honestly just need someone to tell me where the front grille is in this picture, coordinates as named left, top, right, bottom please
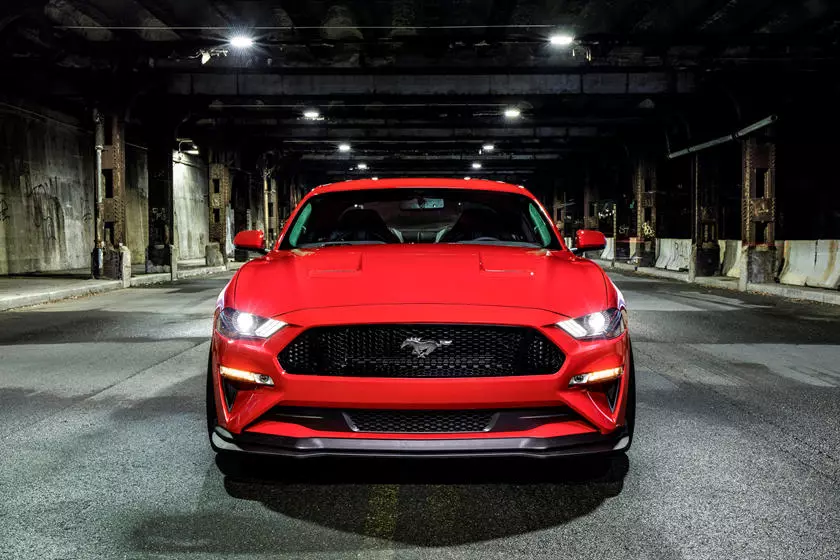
left=347, top=410, right=494, bottom=433
left=278, top=324, right=565, bottom=377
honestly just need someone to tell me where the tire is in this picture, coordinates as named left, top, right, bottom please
left=206, top=350, right=221, bottom=449
left=617, top=346, right=636, bottom=454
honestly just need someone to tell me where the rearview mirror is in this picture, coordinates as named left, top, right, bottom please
left=572, top=229, right=607, bottom=254
left=233, top=230, right=267, bottom=254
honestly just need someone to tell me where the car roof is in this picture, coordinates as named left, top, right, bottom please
left=310, top=178, right=532, bottom=196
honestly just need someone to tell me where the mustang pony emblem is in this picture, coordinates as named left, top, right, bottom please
left=400, top=337, right=452, bottom=358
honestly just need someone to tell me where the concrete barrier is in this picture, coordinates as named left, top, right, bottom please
left=600, top=237, right=615, bottom=260
left=654, top=239, right=691, bottom=271
left=654, top=239, right=671, bottom=269
left=807, top=240, right=840, bottom=289
left=719, top=240, right=743, bottom=278
left=779, top=240, right=840, bottom=289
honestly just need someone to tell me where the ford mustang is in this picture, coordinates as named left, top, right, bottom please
left=207, top=178, right=634, bottom=459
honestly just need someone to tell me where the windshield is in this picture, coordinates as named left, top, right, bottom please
left=280, top=188, right=560, bottom=249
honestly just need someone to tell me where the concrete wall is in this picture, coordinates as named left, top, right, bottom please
left=173, top=152, right=209, bottom=260
left=0, top=101, right=95, bottom=274
left=125, top=145, right=148, bottom=265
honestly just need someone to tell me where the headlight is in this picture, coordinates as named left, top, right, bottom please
left=556, top=308, right=624, bottom=340
left=216, top=307, right=287, bottom=339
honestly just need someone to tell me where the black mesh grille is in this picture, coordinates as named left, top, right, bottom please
left=347, top=410, right=494, bottom=433
left=278, top=324, right=564, bottom=377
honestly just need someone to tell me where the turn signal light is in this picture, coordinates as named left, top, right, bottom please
left=569, top=367, right=622, bottom=386
left=219, top=365, right=274, bottom=386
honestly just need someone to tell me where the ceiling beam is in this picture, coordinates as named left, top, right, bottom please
left=164, top=71, right=694, bottom=96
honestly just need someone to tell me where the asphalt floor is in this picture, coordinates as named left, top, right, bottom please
left=1, top=271, right=839, bottom=559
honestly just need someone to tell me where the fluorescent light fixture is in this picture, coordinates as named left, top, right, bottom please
left=482, top=143, right=495, bottom=152
left=471, top=162, right=482, bottom=169
left=464, top=176, right=471, bottom=180
left=219, top=365, right=274, bottom=387
left=503, top=107, right=521, bottom=119
left=569, top=367, right=622, bottom=386
left=303, top=109, right=320, bottom=120
left=230, top=35, right=255, bottom=49
left=338, top=143, right=351, bottom=152
left=356, top=162, right=368, bottom=170
left=549, top=34, right=575, bottom=46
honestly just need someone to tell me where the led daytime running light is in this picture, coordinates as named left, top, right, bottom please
left=219, top=365, right=274, bottom=386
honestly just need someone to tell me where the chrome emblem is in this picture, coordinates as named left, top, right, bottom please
left=400, top=337, right=452, bottom=358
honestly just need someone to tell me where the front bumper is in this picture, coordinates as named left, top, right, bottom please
left=211, top=425, right=630, bottom=459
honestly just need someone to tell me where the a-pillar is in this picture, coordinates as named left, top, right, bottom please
left=739, top=135, right=777, bottom=290
left=631, top=157, right=657, bottom=266
left=145, top=131, right=175, bottom=275
left=690, top=151, right=721, bottom=279
left=208, top=163, right=231, bottom=265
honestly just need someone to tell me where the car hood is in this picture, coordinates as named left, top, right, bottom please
left=232, top=245, right=608, bottom=319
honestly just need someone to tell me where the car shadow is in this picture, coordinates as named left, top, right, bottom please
left=215, top=453, right=629, bottom=547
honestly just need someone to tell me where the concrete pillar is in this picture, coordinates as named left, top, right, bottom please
left=208, top=163, right=231, bottom=264
left=630, top=158, right=657, bottom=266
left=101, top=116, right=127, bottom=248
left=582, top=167, right=599, bottom=230
left=739, top=135, right=777, bottom=289
left=91, top=109, right=105, bottom=278
left=145, top=132, right=175, bottom=274
left=691, top=152, right=721, bottom=279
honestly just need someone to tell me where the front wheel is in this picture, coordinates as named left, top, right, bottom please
left=617, top=348, right=636, bottom=453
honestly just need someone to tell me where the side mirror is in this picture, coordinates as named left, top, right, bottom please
left=572, top=229, right=607, bottom=254
left=233, top=230, right=268, bottom=254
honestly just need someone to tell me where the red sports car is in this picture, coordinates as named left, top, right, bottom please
left=207, top=178, right=634, bottom=459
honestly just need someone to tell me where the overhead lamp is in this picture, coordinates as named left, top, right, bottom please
left=230, top=35, right=255, bottom=49
left=464, top=176, right=471, bottom=180
left=482, top=143, right=495, bottom=152
left=303, top=109, right=321, bottom=120
left=338, top=143, right=351, bottom=152
left=503, top=107, right=521, bottom=119
left=357, top=163, right=368, bottom=170
left=371, top=177, right=379, bottom=181
left=471, top=162, right=482, bottom=170
left=177, top=139, right=199, bottom=156
left=549, top=34, right=575, bottom=46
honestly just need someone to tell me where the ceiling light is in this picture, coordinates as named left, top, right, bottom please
left=464, top=177, right=471, bottom=180
left=303, top=109, right=320, bottom=120
left=357, top=163, right=368, bottom=170
left=472, top=162, right=482, bottom=170
left=549, top=34, right=575, bottom=46
left=371, top=177, right=379, bottom=181
left=482, top=143, right=495, bottom=152
left=230, top=35, right=255, bottom=49
left=338, top=143, right=351, bottom=152
left=503, top=108, right=521, bottom=119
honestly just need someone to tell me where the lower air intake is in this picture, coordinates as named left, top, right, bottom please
left=346, top=410, right=494, bottom=433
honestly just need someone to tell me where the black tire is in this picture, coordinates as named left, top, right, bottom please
left=206, top=351, right=222, bottom=450
left=618, top=346, right=636, bottom=453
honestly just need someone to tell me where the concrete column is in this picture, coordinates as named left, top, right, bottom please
left=631, top=158, right=657, bottom=266
left=208, top=163, right=231, bottom=266
left=582, top=167, right=599, bottom=230
left=91, top=110, right=105, bottom=278
left=691, top=151, right=721, bottom=279
left=739, top=135, right=777, bottom=289
left=262, top=171, right=270, bottom=238
left=101, top=116, right=127, bottom=248
left=145, top=133, right=175, bottom=274
left=99, top=114, right=127, bottom=281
